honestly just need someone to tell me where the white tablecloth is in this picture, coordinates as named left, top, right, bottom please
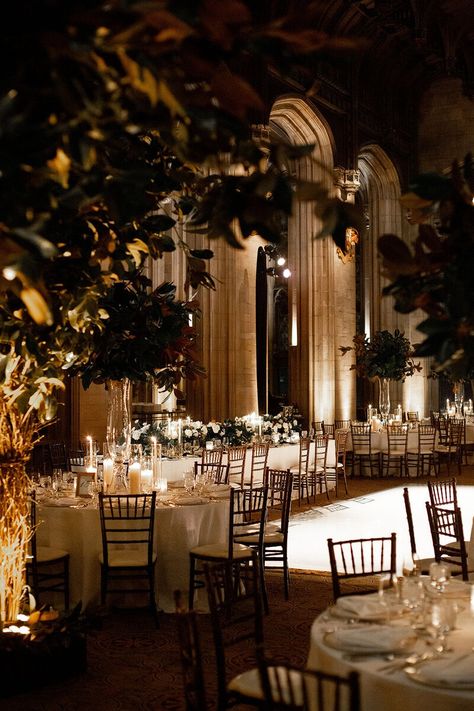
left=161, top=441, right=336, bottom=484
left=37, top=497, right=228, bottom=613
left=308, top=594, right=474, bottom=711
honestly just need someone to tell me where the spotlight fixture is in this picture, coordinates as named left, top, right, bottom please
left=282, top=268, right=291, bottom=279
left=276, top=256, right=286, bottom=266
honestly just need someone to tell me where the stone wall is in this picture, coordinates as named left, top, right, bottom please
left=418, top=77, right=474, bottom=173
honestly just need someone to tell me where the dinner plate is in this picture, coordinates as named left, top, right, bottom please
left=329, top=596, right=404, bottom=622
left=324, top=627, right=416, bottom=655
left=405, top=663, right=474, bottom=690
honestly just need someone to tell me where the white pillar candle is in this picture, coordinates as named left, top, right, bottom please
left=141, top=468, right=153, bottom=492
left=178, top=418, right=182, bottom=445
left=103, top=457, right=114, bottom=493
left=158, top=477, right=168, bottom=494
left=129, top=462, right=141, bottom=494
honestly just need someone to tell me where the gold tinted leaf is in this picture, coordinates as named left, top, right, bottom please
left=399, top=192, right=432, bottom=210
left=118, top=50, right=159, bottom=106
left=20, top=288, right=52, bottom=325
left=46, top=148, right=71, bottom=189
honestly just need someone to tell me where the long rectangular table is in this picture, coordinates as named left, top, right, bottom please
left=161, top=441, right=336, bottom=484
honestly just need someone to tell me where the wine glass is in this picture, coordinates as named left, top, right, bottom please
left=429, top=562, right=451, bottom=592
left=184, top=470, right=195, bottom=494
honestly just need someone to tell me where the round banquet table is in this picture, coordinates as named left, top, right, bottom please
left=307, top=588, right=474, bottom=711
left=37, top=495, right=229, bottom=613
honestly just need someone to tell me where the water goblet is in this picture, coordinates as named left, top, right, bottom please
left=429, top=562, right=451, bottom=592
left=184, top=470, right=195, bottom=494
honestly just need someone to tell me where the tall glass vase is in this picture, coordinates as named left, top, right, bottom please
left=378, top=377, right=391, bottom=424
left=106, top=378, right=132, bottom=491
left=453, top=381, right=465, bottom=416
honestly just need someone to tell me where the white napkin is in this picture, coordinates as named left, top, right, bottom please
left=419, top=654, right=474, bottom=686
left=203, top=483, right=230, bottom=493
left=329, top=625, right=413, bottom=653
left=335, top=595, right=389, bottom=620
left=174, top=496, right=209, bottom=506
left=41, top=497, right=80, bottom=507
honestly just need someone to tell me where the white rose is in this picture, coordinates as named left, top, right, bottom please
left=211, top=423, right=220, bottom=434
left=201, top=425, right=208, bottom=435
left=184, top=428, right=193, bottom=437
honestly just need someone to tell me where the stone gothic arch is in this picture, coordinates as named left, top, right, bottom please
left=357, top=144, right=427, bottom=415
left=269, top=97, right=356, bottom=424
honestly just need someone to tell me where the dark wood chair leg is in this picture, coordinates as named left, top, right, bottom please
left=189, top=556, right=196, bottom=610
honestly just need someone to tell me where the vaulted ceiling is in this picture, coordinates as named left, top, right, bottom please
left=311, top=0, right=474, bottom=95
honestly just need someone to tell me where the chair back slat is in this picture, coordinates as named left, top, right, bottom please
left=426, top=501, right=468, bottom=579
left=427, top=477, right=458, bottom=508
left=327, top=534, right=397, bottom=599
left=258, top=657, right=360, bottom=711
left=194, top=461, right=229, bottom=485
left=99, top=492, right=156, bottom=567
left=174, top=591, right=207, bottom=711
left=203, top=554, right=263, bottom=710
left=227, top=445, right=247, bottom=488
left=248, top=442, right=270, bottom=488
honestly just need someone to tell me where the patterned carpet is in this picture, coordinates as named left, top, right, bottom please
left=3, top=570, right=336, bottom=711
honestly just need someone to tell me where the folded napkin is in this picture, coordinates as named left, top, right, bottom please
left=41, top=496, right=80, bottom=507
left=173, top=496, right=209, bottom=506
left=203, top=483, right=231, bottom=492
left=418, top=653, right=474, bottom=687
left=329, top=625, right=413, bottom=653
left=335, top=595, right=390, bottom=620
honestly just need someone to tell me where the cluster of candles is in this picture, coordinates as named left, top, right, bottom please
left=367, top=403, right=403, bottom=423
left=167, top=417, right=185, bottom=443
left=245, top=412, right=263, bottom=437
left=85, top=434, right=167, bottom=494
left=445, top=398, right=473, bottom=415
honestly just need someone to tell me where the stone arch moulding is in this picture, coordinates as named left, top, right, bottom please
left=267, top=95, right=353, bottom=426
left=357, top=143, right=427, bottom=417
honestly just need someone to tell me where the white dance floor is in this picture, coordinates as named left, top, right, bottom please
left=287, top=483, right=474, bottom=574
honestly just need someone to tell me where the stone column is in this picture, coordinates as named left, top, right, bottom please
left=332, top=168, right=360, bottom=421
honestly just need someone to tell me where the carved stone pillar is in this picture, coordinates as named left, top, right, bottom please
left=332, top=167, right=360, bottom=421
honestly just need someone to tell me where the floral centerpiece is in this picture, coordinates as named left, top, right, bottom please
left=339, top=330, right=421, bottom=381
left=130, top=411, right=303, bottom=452
left=340, top=329, right=421, bottom=421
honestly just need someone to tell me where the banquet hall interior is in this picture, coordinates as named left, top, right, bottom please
left=1, top=1, right=474, bottom=710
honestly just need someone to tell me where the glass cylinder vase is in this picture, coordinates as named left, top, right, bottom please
left=106, top=378, right=132, bottom=491
left=378, top=377, right=391, bottom=424
left=453, top=381, right=465, bottom=416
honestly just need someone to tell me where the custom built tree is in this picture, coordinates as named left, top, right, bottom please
left=0, top=1, right=363, bottom=622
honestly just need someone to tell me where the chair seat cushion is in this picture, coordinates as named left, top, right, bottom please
left=190, top=542, right=253, bottom=559
left=99, top=549, right=157, bottom=567
left=407, top=448, right=433, bottom=455
left=229, top=665, right=303, bottom=704
left=36, top=546, right=69, bottom=564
